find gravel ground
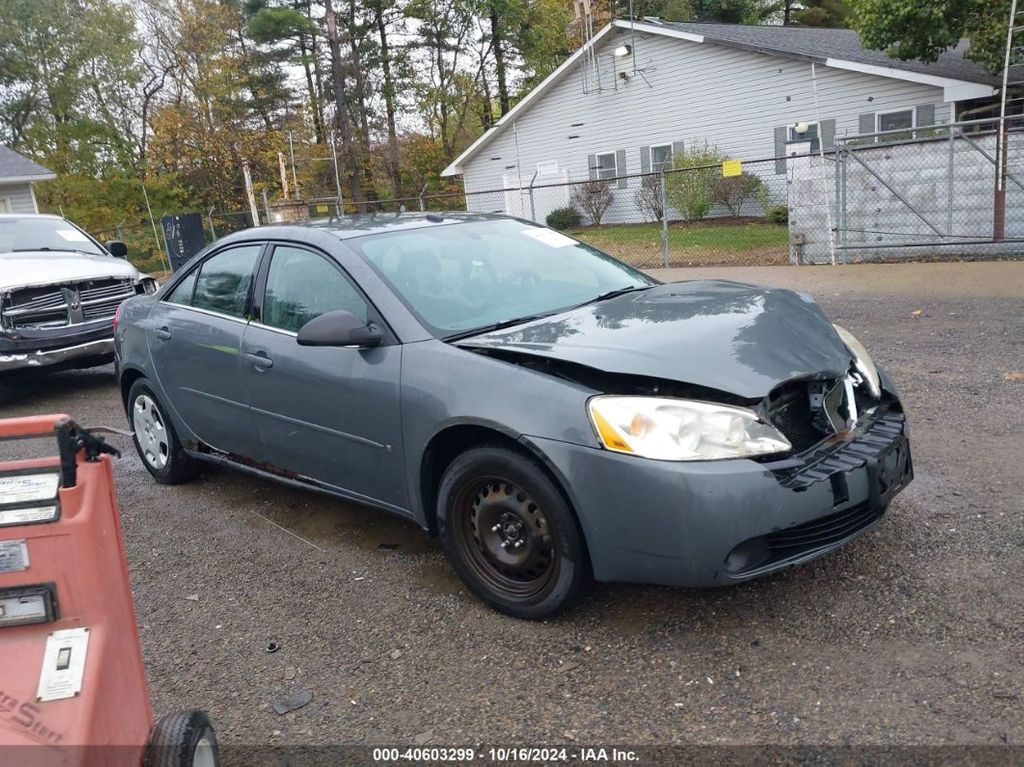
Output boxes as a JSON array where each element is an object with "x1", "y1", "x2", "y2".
[{"x1": 0, "y1": 262, "x2": 1021, "y2": 759}]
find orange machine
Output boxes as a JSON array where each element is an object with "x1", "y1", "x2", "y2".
[{"x1": 0, "y1": 415, "x2": 219, "y2": 767}]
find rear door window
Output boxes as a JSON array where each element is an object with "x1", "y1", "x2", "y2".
[{"x1": 191, "y1": 245, "x2": 262, "y2": 318}]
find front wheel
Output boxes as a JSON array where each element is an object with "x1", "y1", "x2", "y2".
[{"x1": 437, "y1": 446, "x2": 592, "y2": 619}]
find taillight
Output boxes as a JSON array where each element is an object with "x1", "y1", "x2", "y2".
[{"x1": 113, "y1": 302, "x2": 123, "y2": 333}]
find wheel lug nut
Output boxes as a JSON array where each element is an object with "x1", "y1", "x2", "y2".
[
  {"x1": 514, "y1": 540, "x2": 524, "y2": 549},
  {"x1": 501, "y1": 540, "x2": 510, "y2": 549},
  {"x1": 491, "y1": 524, "x2": 501, "y2": 533}
]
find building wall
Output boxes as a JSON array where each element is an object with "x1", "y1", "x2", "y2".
[
  {"x1": 0, "y1": 182, "x2": 38, "y2": 213},
  {"x1": 461, "y1": 28, "x2": 950, "y2": 224}
]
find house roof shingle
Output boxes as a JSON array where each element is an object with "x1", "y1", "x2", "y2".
[
  {"x1": 649, "y1": 20, "x2": 999, "y2": 86},
  {"x1": 0, "y1": 145, "x2": 55, "y2": 182}
]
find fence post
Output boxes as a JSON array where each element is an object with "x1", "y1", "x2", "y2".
[
  {"x1": 528, "y1": 171, "x2": 538, "y2": 223},
  {"x1": 207, "y1": 206, "x2": 217, "y2": 241},
  {"x1": 419, "y1": 183, "x2": 428, "y2": 212},
  {"x1": 947, "y1": 123, "x2": 955, "y2": 236},
  {"x1": 660, "y1": 172, "x2": 669, "y2": 268}
]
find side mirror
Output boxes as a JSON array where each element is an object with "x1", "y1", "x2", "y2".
[
  {"x1": 106, "y1": 240, "x2": 128, "y2": 259},
  {"x1": 297, "y1": 310, "x2": 383, "y2": 348}
]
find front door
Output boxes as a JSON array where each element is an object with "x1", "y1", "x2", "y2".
[
  {"x1": 239, "y1": 244, "x2": 406, "y2": 510},
  {"x1": 147, "y1": 243, "x2": 263, "y2": 457}
]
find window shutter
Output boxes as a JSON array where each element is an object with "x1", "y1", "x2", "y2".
[
  {"x1": 774, "y1": 126, "x2": 787, "y2": 174},
  {"x1": 615, "y1": 149, "x2": 627, "y2": 188},
  {"x1": 640, "y1": 146, "x2": 651, "y2": 174},
  {"x1": 587, "y1": 154, "x2": 597, "y2": 181},
  {"x1": 820, "y1": 118, "x2": 836, "y2": 151},
  {"x1": 859, "y1": 113, "x2": 875, "y2": 134},
  {"x1": 915, "y1": 104, "x2": 935, "y2": 128}
]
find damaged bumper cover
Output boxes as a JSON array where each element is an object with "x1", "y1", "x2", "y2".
[
  {"x1": 525, "y1": 402, "x2": 912, "y2": 587},
  {"x1": 0, "y1": 321, "x2": 116, "y2": 372}
]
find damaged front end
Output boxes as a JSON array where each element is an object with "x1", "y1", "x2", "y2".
[{"x1": 0, "y1": 277, "x2": 157, "y2": 372}]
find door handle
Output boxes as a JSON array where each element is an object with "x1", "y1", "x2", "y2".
[
  {"x1": 154, "y1": 327, "x2": 172, "y2": 341},
  {"x1": 244, "y1": 351, "x2": 274, "y2": 370}
]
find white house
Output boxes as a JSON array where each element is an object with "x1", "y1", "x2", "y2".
[
  {"x1": 0, "y1": 146, "x2": 55, "y2": 214},
  {"x1": 442, "y1": 19, "x2": 998, "y2": 223}
]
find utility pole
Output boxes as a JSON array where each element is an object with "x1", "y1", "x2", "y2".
[
  {"x1": 994, "y1": 0, "x2": 1019, "y2": 241},
  {"x1": 242, "y1": 161, "x2": 260, "y2": 226}
]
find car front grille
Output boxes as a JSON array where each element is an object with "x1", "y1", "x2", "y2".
[
  {"x1": 3, "y1": 278, "x2": 135, "y2": 330},
  {"x1": 723, "y1": 502, "x2": 884, "y2": 576}
]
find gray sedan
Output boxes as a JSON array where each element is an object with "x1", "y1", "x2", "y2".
[{"x1": 114, "y1": 213, "x2": 912, "y2": 618}]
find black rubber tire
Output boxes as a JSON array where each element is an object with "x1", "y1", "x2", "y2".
[
  {"x1": 145, "y1": 710, "x2": 220, "y2": 767},
  {"x1": 128, "y1": 379, "x2": 201, "y2": 485},
  {"x1": 437, "y1": 445, "x2": 592, "y2": 619}
]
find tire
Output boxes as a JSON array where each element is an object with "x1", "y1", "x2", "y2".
[
  {"x1": 128, "y1": 379, "x2": 201, "y2": 484},
  {"x1": 145, "y1": 710, "x2": 220, "y2": 767},
  {"x1": 437, "y1": 445, "x2": 592, "y2": 619}
]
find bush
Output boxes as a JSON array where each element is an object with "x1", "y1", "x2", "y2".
[
  {"x1": 708, "y1": 172, "x2": 764, "y2": 217},
  {"x1": 766, "y1": 205, "x2": 789, "y2": 224},
  {"x1": 664, "y1": 141, "x2": 723, "y2": 222},
  {"x1": 569, "y1": 180, "x2": 614, "y2": 226},
  {"x1": 546, "y1": 206, "x2": 582, "y2": 230},
  {"x1": 633, "y1": 174, "x2": 665, "y2": 222}
]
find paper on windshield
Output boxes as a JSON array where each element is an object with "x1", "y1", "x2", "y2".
[
  {"x1": 56, "y1": 229, "x2": 89, "y2": 242},
  {"x1": 522, "y1": 228, "x2": 576, "y2": 248}
]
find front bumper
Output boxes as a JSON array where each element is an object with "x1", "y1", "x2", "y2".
[
  {"x1": 527, "y1": 406, "x2": 912, "y2": 587},
  {"x1": 0, "y1": 337, "x2": 115, "y2": 372}
]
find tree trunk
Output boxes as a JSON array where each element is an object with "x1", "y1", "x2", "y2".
[
  {"x1": 489, "y1": 6, "x2": 510, "y2": 116},
  {"x1": 373, "y1": 5, "x2": 402, "y2": 196},
  {"x1": 298, "y1": 32, "x2": 325, "y2": 144},
  {"x1": 323, "y1": 0, "x2": 363, "y2": 207},
  {"x1": 348, "y1": 0, "x2": 377, "y2": 201}
]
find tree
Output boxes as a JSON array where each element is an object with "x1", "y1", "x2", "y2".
[
  {"x1": 633, "y1": 174, "x2": 665, "y2": 222},
  {"x1": 664, "y1": 142, "x2": 723, "y2": 222},
  {"x1": 848, "y1": 0, "x2": 1019, "y2": 74},
  {"x1": 792, "y1": 0, "x2": 850, "y2": 26},
  {"x1": 708, "y1": 172, "x2": 763, "y2": 217}
]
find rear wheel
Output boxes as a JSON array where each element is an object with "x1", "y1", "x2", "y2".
[
  {"x1": 128, "y1": 379, "x2": 200, "y2": 484},
  {"x1": 145, "y1": 710, "x2": 219, "y2": 767},
  {"x1": 438, "y1": 446, "x2": 592, "y2": 619}
]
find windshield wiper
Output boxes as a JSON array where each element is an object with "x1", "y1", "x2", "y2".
[
  {"x1": 444, "y1": 313, "x2": 554, "y2": 342},
  {"x1": 571, "y1": 284, "x2": 651, "y2": 309}
]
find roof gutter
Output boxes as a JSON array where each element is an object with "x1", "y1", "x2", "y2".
[{"x1": 0, "y1": 174, "x2": 57, "y2": 184}]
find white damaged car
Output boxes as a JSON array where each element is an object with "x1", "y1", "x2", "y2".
[{"x1": 0, "y1": 214, "x2": 157, "y2": 373}]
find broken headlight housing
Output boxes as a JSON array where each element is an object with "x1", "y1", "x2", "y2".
[
  {"x1": 833, "y1": 325, "x2": 880, "y2": 398},
  {"x1": 588, "y1": 396, "x2": 792, "y2": 461}
]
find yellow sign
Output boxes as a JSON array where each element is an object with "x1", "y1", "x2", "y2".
[{"x1": 722, "y1": 159, "x2": 742, "y2": 177}]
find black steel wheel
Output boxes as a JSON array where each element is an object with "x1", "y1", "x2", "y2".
[{"x1": 438, "y1": 446, "x2": 591, "y2": 619}]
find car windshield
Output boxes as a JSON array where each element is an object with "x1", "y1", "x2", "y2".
[
  {"x1": 352, "y1": 219, "x2": 655, "y2": 338},
  {"x1": 0, "y1": 216, "x2": 106, "y2": 256}
]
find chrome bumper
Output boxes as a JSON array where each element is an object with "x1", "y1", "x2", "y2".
[{"x1": 0, "y1": 338, "x2": 115, "y2": 372}]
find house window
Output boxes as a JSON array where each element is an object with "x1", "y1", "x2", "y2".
[
  {"x1": 789, "y1": 123, "x2": 820, "y2": 152},
  {"x1": 650, "y1": 144, "x2": 673, "y2": 172},
  {"x1": 595, "y1": 152, "x2": 617, "y2": 180},
  {"x1": 0, "y1": 198, "x2": 10, "y2": 213},
  {"x1": 877, "y1": 110, "x2": 914, "y2": 132}
]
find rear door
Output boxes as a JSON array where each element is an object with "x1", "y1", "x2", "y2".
[
  {"x1": 147, "y1": 243, "x2": 263, "y2": 457},
  {"x1": 239, "y1": 243, "x2": 406, "y2": 509}
]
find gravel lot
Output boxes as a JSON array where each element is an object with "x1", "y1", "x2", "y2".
[{"x1": 1, "y1": 261, "x2": 1021, "y2": 758}]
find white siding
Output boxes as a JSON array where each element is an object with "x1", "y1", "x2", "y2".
[
  {"x1": 462, "y1": 29, "x2": 950, "y2": 222},
  {"x1": 0, "y1": 182, "x2": 39, "y2": 213}
]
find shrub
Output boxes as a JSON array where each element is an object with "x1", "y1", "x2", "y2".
[
  {"x1": 766, "y1": 205, "x2": 789, "y2": 224},
  {"x1": 546, "y1": 206, "x2": 582, "y2": 230},
  {"x1": 633, "y1": 174, "x2": 665, "y2": 222},
  {"x1": 664, "y1": 141, "x2": 723, "y2": 222},
  {"x1": 708, "y1": 172, "x2": 764, "y2": 217},
  {"x1": 569, "y1": 180, "x2": 614, "y2": 225}
]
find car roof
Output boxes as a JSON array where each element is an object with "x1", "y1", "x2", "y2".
[{"x1": 243, "y1": 211, "x2": 511, "y2": 240}]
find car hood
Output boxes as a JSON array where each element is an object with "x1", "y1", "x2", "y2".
[
  {"x1": 0, "y1": 250, "x2": 139, "y2": 292},
  {"x1": 457, "y1": 280, "x2": 854, "y2": 400}
]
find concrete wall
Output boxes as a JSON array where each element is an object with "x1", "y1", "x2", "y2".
[
  {"x1": 788, "y1": 131, "x2": 1024, "y2": 263},
  {"x1": 0, "y1": 182, "x2": 37, "y2": 213},
  {"x1": 461, "y1": 26, "x2": 949, "y2": 226}
]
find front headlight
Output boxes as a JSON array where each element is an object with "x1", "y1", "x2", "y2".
[
  {"x1": 588, "y1": 396, "x2": 791, "y2": 461},
  {"x1": 833, "y1": 325, "x2": 880, "y2": 398}
]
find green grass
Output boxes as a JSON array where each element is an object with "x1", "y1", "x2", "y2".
[{"x1": 567, "y1": 220, "x2": 790, "y2": 268}]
